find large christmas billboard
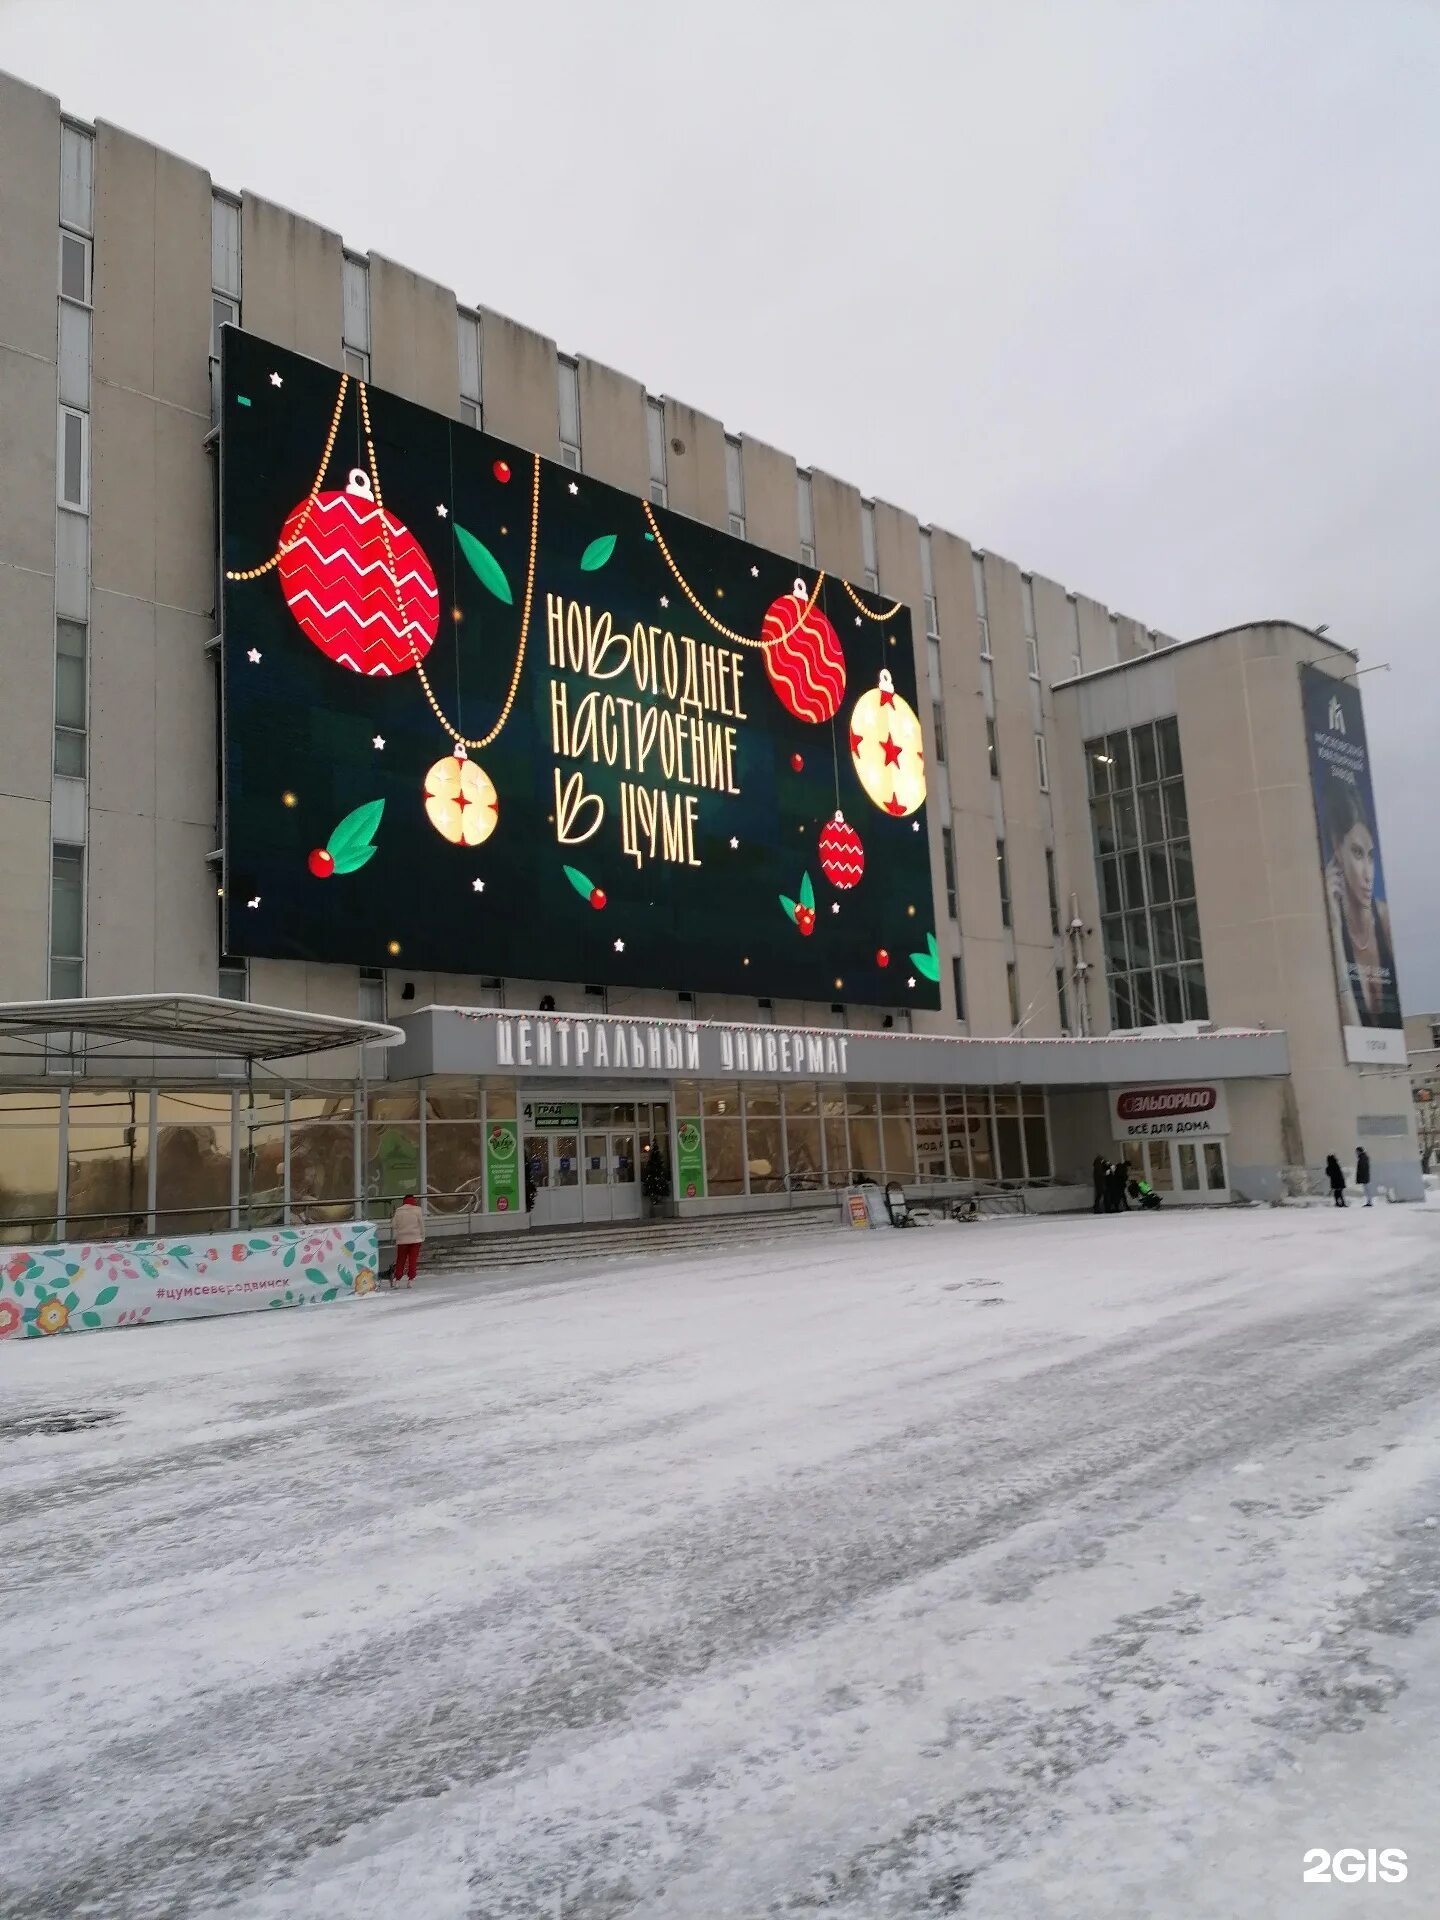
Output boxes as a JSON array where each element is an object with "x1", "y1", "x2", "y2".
[{"x1": 219, "y1": 330, "x2": 940, "y2": 1007}]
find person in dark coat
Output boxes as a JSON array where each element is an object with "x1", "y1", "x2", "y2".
[
  {"x1": 1093, "y1": 1154, "x2": 1108, "y2": 1215},
  {"x1": 1355, "y1": 1145, "x2": 1374, "y2": 1207},
  {"x1": 1325, "y1": 1154, "x2": 1347, "y2": 1207},
  {"x1": 1106, "y1": 1161, "x2": 1131, "y2": 1212}
]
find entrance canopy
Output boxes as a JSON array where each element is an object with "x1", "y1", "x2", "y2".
[{"x1": 0, "y1": 993, "x2": 403, "y2": 1064}]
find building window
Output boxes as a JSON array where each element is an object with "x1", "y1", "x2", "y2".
[
  {"x1": 1022, "y1": 575, "x2": 1040, "y2": 677},
  {"x1": 941, "y1": 826, "x2": 957, "y2": 920},
  {"x1": 1056, "y1": 967, "x2": 1070, "y2": 1035},
  {"x1": 1035, "y1": 731, "x2": 1050, "y2": 793},
  {"x1": 1087, "y1": 714, "x2": 1208, "y2": 1028},
  {"x1": 797, "y1": 470, "x2": 816, "y2": 568},
  {"x1": 932, "y1": 700, "x2": 947, "y2": 764},
  {"x1": 59, "y1": 230, "x2": 91, "y2": 306},
  {"x1": 457, "y1": 309, "x2": 482, "y2": 428},
  {"x1": 1045, "y1": 847, "x2": 1061, "y2": 937},
  {"x1": 725, "y1": 435, "x2": 745, "y2": 538},
  {"x1": 358, "y1": 967, "x2": 386, "y2": 1022},
  {"x1": 54, "y1": 618, "x2": 87, "y2": 777},
  {"x1": 218, "y1": 958, "x2": 248, "y2": 1003},
  {"x1": 972, "y1": 551, "x2": 990, "y2": 658},
  {"x1": 50, "y1": 846, "x2": 84, "y2": 998},
  {"x1": 986, "y1": 716, "x2": 999, "y2": 779},
  {"x1": 58, "y1": 407, "x2": 88, "y2": 511},
  {"x1": 58, "y1": 298, "x2": 91, "y2": 411},
  {"x1": 997, "y1": 840, "x2": 1011, "y2": 928},
  {"x1": 558, "y1": 356, "x2": 582, "y2": 469},
  {"x1": 1006, "y1": 962, "x2": 1021, "y2": 1029},
  {"x1": 951, "y1": 954, "x2": 966, "y2": 1021},
  {"x1": 645, "y1": 396, "x2": 667, "y2": 506},
  {"x1": 342, "y1": 253, "x2": 370, "y2": 381},
  {"x1": 861, "y1": 501, "x2": 879, "y2": 591},
  {"x1": 60, "y1": 121, "x2": 94, "y2": 236},
  {"x1": 211, "y1": 193, "x2": 241, "y2": 301}
]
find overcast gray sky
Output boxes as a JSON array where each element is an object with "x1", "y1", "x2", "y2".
[{"x1": 5, "y1": 0, "x2": 1437, "y2": 1003}]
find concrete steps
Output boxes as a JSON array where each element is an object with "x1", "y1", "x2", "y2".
[{"x1": 419, "y1": 1206, "x2": 843, "y2": 1274}]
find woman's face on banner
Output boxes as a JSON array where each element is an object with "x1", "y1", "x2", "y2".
[{"x1": 1338, "y1": 820, "x2": 1376, "y2": 913}]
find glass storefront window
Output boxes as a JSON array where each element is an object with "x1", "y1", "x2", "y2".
[
  {"x1": 1023, "y1": 1116, "x2": 1051, "y2": 1179},
  {"x1": 823, "y1": 1110, "x2": 849, "y2": 1187},
  {"x1": 155, "y1": 1092, "x2": 233, "y2": 1232},
  {"x1": 845, "y1": 1086, "x2": 877, "y2": 1118},
  {"x1": 242, "y1": 1094, "x2": 285, "y2": 1226},
  {"x1": 67, "y1": 1092, "x2": 151, "y2": 1237},
  {"x1": 847, "y1": 1114, "x2": 881, "y2": 1183},
  {"x1": 703, "y1": 1117, "x2": 744, "y2": 1195},
  {"x1": 784, "y1": 1082, "x2": 819, "y2": 1117},
  {"x1": 428, "y1": 1122, "x2": 484, "y2": 1215},
  {"x1": 745, "y1": 1112, "x2": 784, "y2": 1194},
  {"x1": 368, "y1": 1089, "x2": 419, "y2": 1121},
  {"x1": 0, "y1": 1094, "x2": 61, "y2": 1243},
  {"x1": 1178, "y1": 1143, "x2": 1201, "y2": 1191},
  {"x1": 881, "y1": 1113, "x2": 915, "y2": 1181},
  {"x1": 289, "y1": 1094, "x2": 355, "y2": 1223},
  {"x1": 485, "y1": 1078, "x2": 517, "y2": 1119},
  {"x1": 427, "y1": 1081, "x2": 480, "y2": 1122},
  {"x1": 1204, "y1": 1142, "x2": 1227, "y2": 1190},
  {"x1": 701, "y1": 1080, "x2": 739, "y2": 1118},
  {"x1": 744, "y1": 1083, "x2": 781, "y2": 1117},
  {"x1": 366, "y1": 1123, "x2": 420, "y2": 1208},
  {"x1": 967, "y1": 1113, "x2": 996, "y2": 1183},
  {"x1": 785, "y1": 1117, "x2": 823, "y2": 1189}
]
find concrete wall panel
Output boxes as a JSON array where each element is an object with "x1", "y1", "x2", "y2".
[
  {"x1": 661, "y1": 398, "x2": 728, "y2": 530},
  {"x1": 577, "y1": 357, "x2": 648, "y2": 496},
  {"x1": 0, "y1": 797, "x2": 52, "y2": 999},
  {"x1": 1, "y1": 349, "x2": 62, "y2": 576},
  {"x1": 368, "y1": 254, "x2": 460, "y2": 415},
  {"x1": 0, "y1": 73, "x2": 61, "y2": 362},
  {"x1": 478, "y1": 309, "x2": 559, "y2": 457},
  {"x1": 739, "y1": 436, "x2": 798, "y2": 557},
  {"x1": 240, "y1": 194, "x2": 343, "y2": 367}
]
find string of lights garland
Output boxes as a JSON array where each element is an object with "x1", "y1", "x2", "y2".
[
  {"x1": 641, "y1": 501, "x2": 825, "y2": 651},
  {"x1": 359, "y1": 381, "x2": 540, "y2": 752},
  {"x1": 224, "y1": 374, "x2": 351, "y2": 581},
  {"x1": 840, "y1": 579, "x2": 902, "y2": 622}
]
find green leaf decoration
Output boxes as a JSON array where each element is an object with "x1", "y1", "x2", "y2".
[
  {"x1": 305, "y1": 1268, "x2": 327, "y2": 1285},
  {"x1": 563, "y1": 865, "x2": 596, "y2": 901},
  {"x1": 580, "y1": 534, "x2": 617, "y2": 572},
  {"x1": 65, "y1": 1263, "x2": 79, "y2": 1276},
  {"x1": 81, "y1": 1311, "x2": 102, "y2": 1328},
  {"x1": 455, "y1": 524, "x2": 513, "y2": 605},
  {"x1": 779, "y1": 896, "x2": 798, "y2": 923},
  {"x1": 909, "y1": 936, "x2": 941, "y2": 982},
  {"x1": 322, "y1": 1287, "x2": 339, "y2": 1301},
  {"x1": 13, "y1": 1281, "x2": 22, "y2": 1297},
  {"x1": 63, "y1": 1292, "x2": 79, "y2": 1310},
  {"x1": 249, "y1": 1239, "x2": 269, "y2": 1250},
  {"x1": 93, "y1": 1285, "x2": 118, "y2": 1306},
  {"x1": 327, "y1": 799, "x2": 385, "y2": 874},
  {"x1": 800, "y1": 872, "x2": 815, "y2": 911},
  {"x1": 283, "y1": 1247, "x2": 297, "y2": 1268}
]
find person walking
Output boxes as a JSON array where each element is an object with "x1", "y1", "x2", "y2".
[
  {"x1": 1092, "y1": 1154, "x2": 1108, "y2": 1215},
  {"x1": 390, "y1": 1192, "x2": 426, "y2": 1287},
  {"x1": 1325, "y1": 1154, "x2": 1347, "y2": 1208},
  {"x1": 1355, "y1": 1145, "x2": 1374, "y2": 1207}
]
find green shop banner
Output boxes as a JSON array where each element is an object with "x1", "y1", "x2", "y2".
[
  {"x1": 676, "y1": 1118, "x2": 705, "y2": 1199},
  {"x1": 487, "y1": 1121, "x2": 521, "y2": 1212},
  {"x1": 0, "y1": 1223, "x2": 381, "y2": 1338}
]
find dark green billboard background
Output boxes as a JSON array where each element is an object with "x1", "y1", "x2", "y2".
[{"x1": 220, "y1": 329, "x2": 940, "y2": 1007}]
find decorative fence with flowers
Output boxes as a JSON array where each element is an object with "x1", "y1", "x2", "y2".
[{"x1": 0, "y1": 1222, "x2": 379, "y2": 1339}]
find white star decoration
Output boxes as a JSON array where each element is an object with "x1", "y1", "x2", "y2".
[
  {"x1": 373, "y1": 734, "x2": 385, "y2": 750},
  {"x1": 614, "y1": 938, "x2": 625, "y2": 953},
  {"x1": 269, "y1": 372, "x2": 282, "y2": 388},
  {"x1": 907, "y1": 976, "x2": 917, "y2": 988},
  {"x1": 472, "y1": 878, "x2": 485, "y2": 893},
  {"x1": 247, "y1": 896, "x2": 261, "y2": 908},
  {"x1": 855, "y1": 616, "x2": 862, "y2": 627},
  {"x1": 750, "y1": 565, "x2": 759, "y2": 578},
  {"x1": 831, "y1": 902, "x2": 840, "y2": 914},
  {"x1": 659, "y1": 595, "x2": 669, "y2": 608},
  {"x1": 567, "y1": 481, "x2": 579, "y2": 495},
  {"x1": 436, "y1": 503, "x2": 448, "y2": 519},
  {"x1": 246, "y1": 648, "x2": 261, "y2": 664},
  {"x1": 729, "y1": 836, "x2": 739, "y2": 849},
  {"x1": 912, "y1": 820, "x2": 920, "y2": 832}
]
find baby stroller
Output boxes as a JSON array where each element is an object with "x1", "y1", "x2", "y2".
[{"x1": 1127, "y1": 1176, "x2": 1162, "y2": 1211}]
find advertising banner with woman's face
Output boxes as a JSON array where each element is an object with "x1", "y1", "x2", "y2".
[{"x1": 1300, "y1": 664, "x2": 1405, "y2": 1065}]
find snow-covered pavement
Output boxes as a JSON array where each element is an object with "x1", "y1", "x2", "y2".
[{"x1": 4, "y1": 1202, "x2": 1440, "y2": 1919}]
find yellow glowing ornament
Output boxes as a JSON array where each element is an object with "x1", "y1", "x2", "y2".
[
  {"x1": 848, "y1": 668, "x2": 927, "y2": 817},
  {"x1": 424, "y1": 744, "x2": 499, "y2": 847}
]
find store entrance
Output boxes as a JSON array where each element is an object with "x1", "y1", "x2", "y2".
[
  {"x1": 521, "y1": 1096, "x2": 669, "y2": 1228},
  {"x1": 1123, "y1": 1135, "x2": 1230, "y2": 1204}
]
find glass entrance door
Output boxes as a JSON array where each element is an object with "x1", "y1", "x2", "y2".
[{"x1": 521, "y1": 1096, "x2": 656, "y2": 1227}]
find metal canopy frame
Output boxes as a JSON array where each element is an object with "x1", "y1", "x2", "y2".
[{"x1": 0, "y1": 993, "x2": 402, "y2": 1065}]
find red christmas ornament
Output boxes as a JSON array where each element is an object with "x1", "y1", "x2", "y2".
[
  {"x1": 876, "y1": 948, "x2": 890, "y2": 968},
  {"x1": 791, "y1": 753, "x2": 804, "y2": 772},
  {"x1": 307, "y1": 848, "x2": 334, "y2": 878},
  {"x1": 760, "y1": 578, "x2": 846, "y2": 724},
  {"x1": 818, "y1": 810, "x2": 865, "y2": 890},
  {"x1": 277, "y1": 468, "x2": 439, "y2": 676},
  {"x1": 590, "y1": 888, "x2": 607, "y2": 910},
  {"x1": 493, "y1": 459, "x2": 511, "y2": 483},
  {"x1": 795, "y1": 905, "x2": 816, "y2": 936}
]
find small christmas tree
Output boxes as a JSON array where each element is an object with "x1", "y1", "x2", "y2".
[{"x1": 642, "y1": 1145, "x2": 670, "y2": 1206}]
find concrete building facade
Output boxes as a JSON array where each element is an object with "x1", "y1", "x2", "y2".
[{"x1": 0, "y1": 71, "x2": 1420, "y2": 1242}]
